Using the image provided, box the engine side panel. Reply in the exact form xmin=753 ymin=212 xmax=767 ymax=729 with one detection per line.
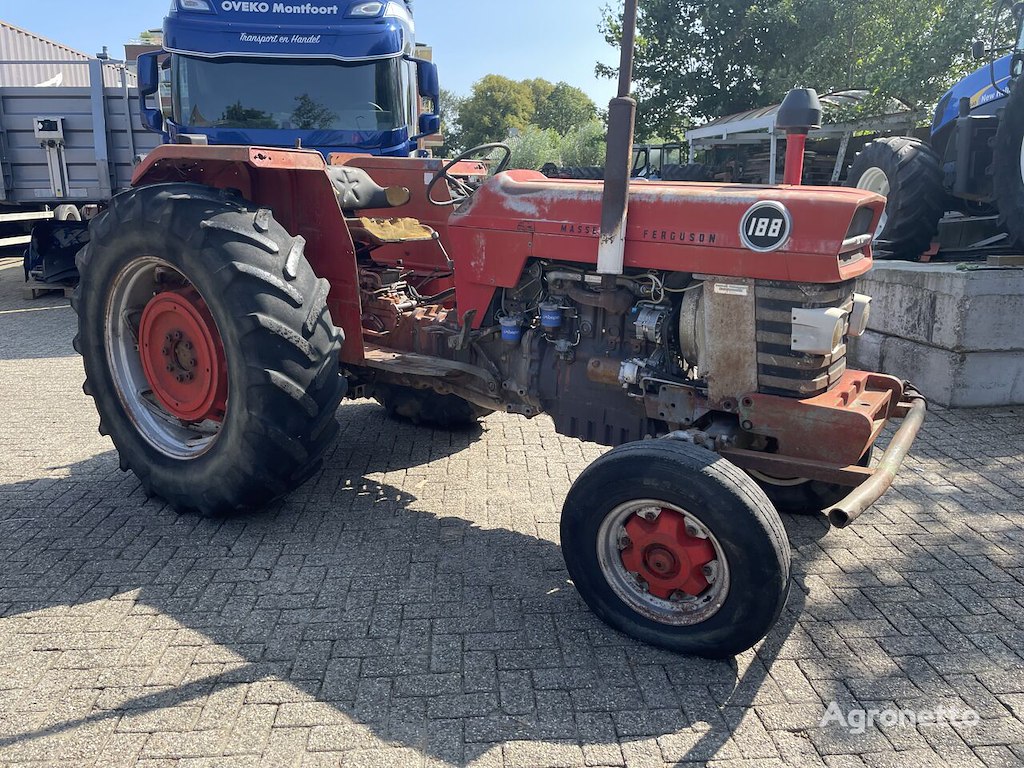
xmin=447 ymin=172 xmax=883 ymax=328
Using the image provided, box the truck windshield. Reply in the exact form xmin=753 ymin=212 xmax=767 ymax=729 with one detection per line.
xmin=173 ymin=55 xmax=406 ymax=132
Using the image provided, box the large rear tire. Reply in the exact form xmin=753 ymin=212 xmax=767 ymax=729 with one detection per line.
xmin=993 ymin=78 xmax=1024 ymax=247
xmin=72 ymin=183 xmax=346 ymax=516
xmin=846 ymin=137 xmax=944 ymax=260
xmin=561 ymin=440 xmax=790 ymax=659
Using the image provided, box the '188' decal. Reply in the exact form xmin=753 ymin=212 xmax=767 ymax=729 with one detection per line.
xmin=740 ymin=202 xmax=792 ymax=252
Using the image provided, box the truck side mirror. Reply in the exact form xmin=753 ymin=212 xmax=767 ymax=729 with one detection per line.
xmin=415 ymin=59 xmax=440 ymax=109
xmin=419 ymin=114 xmax=441 ymax=136
xmin=137 ymin=51 xmax=165 ymax=134
xmin=972 ymin=40 xmax=987 ymax=60
xmin=412 ymin=59 xmax=440 ymax=140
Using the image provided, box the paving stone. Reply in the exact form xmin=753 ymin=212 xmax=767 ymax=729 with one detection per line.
xmin=0 ymin=259 xmax=1022 ymax=767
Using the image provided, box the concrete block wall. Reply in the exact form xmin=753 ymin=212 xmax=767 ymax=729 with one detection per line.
xmin=849 ymin=262 xmax=1024 ymax=407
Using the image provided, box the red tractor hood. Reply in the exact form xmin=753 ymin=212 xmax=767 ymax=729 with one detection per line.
xmin=448 ymin=170 xmax=884 ymax=286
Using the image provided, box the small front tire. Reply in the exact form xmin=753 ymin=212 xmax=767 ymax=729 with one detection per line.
xmin=561 ymin=440 xmax=791 ymax=658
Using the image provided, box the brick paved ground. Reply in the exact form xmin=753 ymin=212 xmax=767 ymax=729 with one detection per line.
xmin=0 ymin=257 xmax=1022 ymax=767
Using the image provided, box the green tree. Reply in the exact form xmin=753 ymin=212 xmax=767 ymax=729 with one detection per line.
xmin=536 ymin=82 xmax=599 ymax=133
xmin=524 ymin=78 xmax=557 ymax=110
xmin=438 ymin=87 xmax=465 ymax=155
xmin=220 ymin=102 xmax=275 ymax=129
xmin=558 ymin=120 xmax=607 ymax=166
xmin=599 ymin=0 xmax=992 ymax=139
xmin=291 ymin=94 xmax=336 ymax=130
xmin=506 ymin=125 xmax=562 ymax=170
xmin=458 ymin=75 xmax=536 ymax=149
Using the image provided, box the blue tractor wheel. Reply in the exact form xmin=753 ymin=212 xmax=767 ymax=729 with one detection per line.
xmin=993 ymin=78 xmax=1024 ymax=247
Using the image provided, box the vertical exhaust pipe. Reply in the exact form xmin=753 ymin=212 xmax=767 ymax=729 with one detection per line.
xmin=597 ymin=0 xmax=640 ymax=277
xmin=776 ymin=88 xmax=822 ymax=187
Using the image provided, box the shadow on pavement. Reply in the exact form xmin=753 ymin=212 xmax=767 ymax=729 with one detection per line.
xmin=0 ymin=401 xmax=1019 ymax=765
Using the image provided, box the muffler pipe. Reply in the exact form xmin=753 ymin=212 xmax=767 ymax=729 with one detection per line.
xmin=827 ymin=391 xmax=927 ymax=528
xmin=597 ymin=0 xmax=640 ymax=277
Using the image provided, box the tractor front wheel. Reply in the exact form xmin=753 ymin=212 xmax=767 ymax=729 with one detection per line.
xmin=993 ymin=77 xmax=1024 ymax=247
xmin=560 ymin=440 xmax=790 ymax=658
xmin=73 ymin=183 xmax=346 ymax=516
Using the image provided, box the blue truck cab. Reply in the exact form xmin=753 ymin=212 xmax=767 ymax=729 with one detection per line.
xmin=137 ymin=0 xmax=440 ymax=157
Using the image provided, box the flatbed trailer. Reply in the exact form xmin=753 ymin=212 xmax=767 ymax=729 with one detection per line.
xmin=0 ymin=58 xmax=160 ymax=254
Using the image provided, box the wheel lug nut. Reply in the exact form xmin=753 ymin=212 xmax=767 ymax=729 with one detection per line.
xmin=165 ymin=333 xmax=173 ymax=342
xmin=161 ymin=346 xmax=170 ymax=356
xmin=173 ymin=331 xmax=182 ymax=341
xmin=184 ymin=342 xmax=193 ymax=350
xmin=166 ymin=364 xmax=174 ymax=372
xmin=189 ymin=358 xmax=197 ymax=368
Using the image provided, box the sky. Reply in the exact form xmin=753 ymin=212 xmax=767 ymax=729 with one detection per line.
xmin=0 ymin=0 xmax=621 ymax=106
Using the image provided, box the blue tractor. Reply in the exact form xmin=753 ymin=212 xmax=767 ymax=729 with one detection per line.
xmin=846 ymin=3 xmax=1024 ymax=259
xmin=135 ymin=0 xmax=441 ymax=157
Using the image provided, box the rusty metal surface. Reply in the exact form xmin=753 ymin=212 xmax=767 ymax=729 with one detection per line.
xmin=739 ymin=370 xmax=904 ymax=466
xmin=703 ymin=278 xmax=758 ymax=406
xmin=720 ymin=447 xmax=875 ymax=486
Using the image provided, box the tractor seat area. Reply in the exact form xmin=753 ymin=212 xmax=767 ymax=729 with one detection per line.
xmin=328 ymin=165 xmax=436 ymax=247
xmin=328 ymin=165 xmax=412 ymax=212
xmin=349 ymin=217 xmax=435 ymax=246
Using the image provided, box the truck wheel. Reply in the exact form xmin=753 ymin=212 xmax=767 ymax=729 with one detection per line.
xmin=748 ymin=449 xmax=872 ymax=515
xmin=993 ymin=78 xmax=1024 ymax=247
xmin=72 ymin=183 xmax=346 ymax=516
xmin=561 ymin=440 xmax=790 ymax=658
xmin=53 ymin=204 xmax=81 ymax=221
xmin=846 ymin=137 xmax=944 ymax=260
xmin=373 ymin=384 xmax=491 ymax=429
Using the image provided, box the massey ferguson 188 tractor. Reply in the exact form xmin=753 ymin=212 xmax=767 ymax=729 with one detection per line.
xmin=71 ymin=1 xmax=925 ymax=657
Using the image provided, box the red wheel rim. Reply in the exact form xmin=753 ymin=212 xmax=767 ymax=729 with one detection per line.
xmin=620 ymin=508 xmax=716 ymax=599
xmin=138 ymin=287 xmax=227 ymax=423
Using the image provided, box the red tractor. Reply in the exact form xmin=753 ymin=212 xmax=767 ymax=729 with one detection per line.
xmin=70 ymin=9 xmax=925 ymax=658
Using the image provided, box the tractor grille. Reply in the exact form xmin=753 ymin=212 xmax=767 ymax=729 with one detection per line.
xmin=755 ymin=279 xmax=856 ymax=397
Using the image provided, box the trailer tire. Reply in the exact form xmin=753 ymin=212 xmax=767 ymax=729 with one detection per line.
xmin=374 ymin=384 xmax=491 ymax=429
xmin=561 ymin=440 xmax=790 ymax=658
xmin=748 ymin=449 xmax=873 ymax=515
xmin=72 ymin=183 xmax=347 ymax=516
xmin=847 ymin=137 xmax=944 ymax=260
xmin=993 ymin=78 xmax=1024 ymax=247
xmin=54 ymin=204 xmax=81 ymax=221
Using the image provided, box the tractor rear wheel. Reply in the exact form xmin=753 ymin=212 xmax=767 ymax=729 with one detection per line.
xmin=560 ymin=440 xmax=790 ymax=658
xmin=846 ymin=137 xmax=944 ymax=260
xmin=993 ymin=78 xmax=1024 ymax=247
xmin=374 ymin=384 xmax=491 ymax=429
xmin=72 ymin=183 xmax=346 ymax=516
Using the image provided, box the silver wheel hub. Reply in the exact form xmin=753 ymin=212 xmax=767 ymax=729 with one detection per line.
xmin=596 ymin=499 xmax=731 ymax=626
xmin=856 ymin=167 xmax=891 ymax=238
xmin=104 ymin=257 xmax=223 ymax=460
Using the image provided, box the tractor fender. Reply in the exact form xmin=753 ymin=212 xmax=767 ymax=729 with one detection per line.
xmin=130 ymin=145 xmax=365 ymax=364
